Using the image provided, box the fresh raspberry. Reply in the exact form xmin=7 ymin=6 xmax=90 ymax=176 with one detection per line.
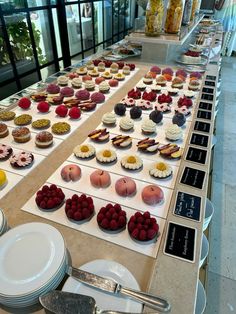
xmin=87 ymin=197 xmax=93 ymax=204
xmin=77 ymin=204 xmax=81 ymax=210
xmin=82 ymin=208 xmax=91 ymax=219
xmin=110 ymin=219 xmax=118 ymax=230
xmin=74 ymin=211 xmax=82 ymax=221
xmin=131 ymin=228 xmax=139 ymax=239
xmin=112 ymin=213 xmax=118 ymax=220
xmin=88 ymin=203 xmax=94 ymax=211
xmin=137 ymin=216 xmax=144 ymax=224
xmin=129 ymin=216 xmax=136 ymax=223
xmin=97 ymin=213 xmax=104 ymax=222
xmin=69 ymin=107 xmax=81 ymax=119
xmin=100 ymin=207 xmax=107 ymax=214
xmin=42 ymin=185 xmax=50 ymax=192
xmin=147 ymin=229 xmax=157 ymax=240
xmin=37 ymin=191 xmax=43 ymax=196
xmin=119 ymin=210 xmax=126 ymax=217
xmin=50 ymin=184 xmax=57 ymax=191
xmin=40 ymin=201 xmax=46 ymax=209
xmin=101 ymin=218 xmax=109 ymax=229
xmin=55 ymin=105 xmax=68 ymax=117
xmin=35 ymin=195 xmax=43 ymax=205
xmin=150 ymin=217 xmax=157 ymax=224
xmin=135 ymin=212 xmax=142 ymax=219
xmin=143 ymin=211 xmax=150 ymax=219
xmin=47 ymin=199 xmax=55 ymax=209
xmin=109 ymin=207 xmax=115 ymax=215
xmin=37 ymin=101 xmax=50 ymax=113
xmin=118 ymin=216 xmax=126 ymax=227
xmin=105 ymin=211 xmax=112 ymax=220
xmin=114 ymin=204 xmax=121 ymax=212
xmin=145 ymin=218 xmax=151 ymax=225
xmin=66 ymin=199 xmax=72 ymax=205
xmin=18 ymin=97 xmax=31 ymax=109
xmin=128 ymin=221 xmax=136 ymax=232
xmin=71 ymin=205 xmax=77 ymax=211
xmin=65 ymin=204 xmax=70 ymax=211
xmin=71 ymin=194 xmax=79 ymax=201
xmin=153 ymin=224 xmax=159 ymax=232
xmin=80 ymin=194 xmax=86 ymax=201
xmin=66 ymin=210 xmax=74 ymax=219
xmin=139 ymin=230 xmax=147 ymax=241
xmin=106 ymin=203 xmax=113 ymax=209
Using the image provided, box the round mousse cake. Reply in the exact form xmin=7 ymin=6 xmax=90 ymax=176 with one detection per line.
xmin=10 ymin=151 xmax=34 ymax=169
xmin=90 ymin=169 xmax=111 ymax=188
xmin=97 ymin=203 xmax=127 ymax=232
xmin=35 ymin=131 xmax=53 ymax=148
xmin=0 ymin=123 xmax=9 ymax=138
xmin=12 ymin=126 xmax=31 ymax=143
xmin=141 ymin=184 xmax=164 ymax=205
xmin=115 ymin=177 xmax=136 ymax=197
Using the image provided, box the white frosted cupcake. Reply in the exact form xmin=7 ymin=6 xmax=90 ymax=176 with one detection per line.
xmin=71 ymin=78 xmax=82 ymax=89
xmin=84 ymin=80 xmax=95 ymax=91
xmin=74 ymin=144 xmax=95 ymax=159
xmin=102 ymin=112 xmax=116 ymax=126
xmin=99 ymin=81 xmax=110 ymax=93
xmin=86 ymin=61 xmax=95 ymax=70
xmin=141 ymin=118 xmax=156 ymax=135
xmin=119 ymin=117 xmax=134 ymax=131
xmin=165 ymin=124 xmax=183 ymax=141
xmin=136 ymin=81 xmax=146 ymax=91
xmin=123 ymin=65 xmax=130 ymax=75
xmin=57 ymin=75 xmax=69 ymax=86
xmin=151 ymin=84 xmax=162 ymax=93
xmin=149 ymin=162 xmax=172 ymax=179
xmin=98 ymin=62 xmax=105 ymax=72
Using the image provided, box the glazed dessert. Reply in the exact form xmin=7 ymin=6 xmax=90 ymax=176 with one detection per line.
xmin=68 ymin=107 xmax=81 ymax=119
xmin=88 ymin=129 xmax=109 ymax=142
xmin=143 ymin=73 xmax=153 ymax=85
xmin=0 ymin=111 xmax=16 ymax=121
xmin=150 ymin=84 xmax=162 ymax=94
xmin=75 ymin=89 xmax=90 ymax=100
xmin=165 ymin=124 xmax=183 ymax=141
xmin=97 ymin=203 xmax=127 ymax=232
xmin=176 ymin=69 xmax=187 ymax=79
xmin=110 ymin=63 xmax=119 ymax=73
xmin=90 ymin=92 xmax=105 ymax=104
xmin=158 ymin=94 xmax=172 ymax=104
xmin=172 ymin=112 xmax=186 ymax=127
xmin=71 ymin=78 xmax=82 ymax=89
xmin=30 ymin=92 xmax=47 ymax=102
xmin=97 ymin=62 xmax=105 ymax=72
xmin=35 ymin=131 xmax=53 ymax=148
xmin=14 ymin=114 xmax=32 ymax=126
xmin=117 ymin=61 xmax=125 ymax=69
xmin=136 ymin=99 xmax=152 ymax=110
xmin=18 ymin=97 xmax=31 ymax=110
xmin=89 ymin=69 xmax=99 ymax=77
xmin=183 ymin=50 xmax=201 ymax=64
xmin=163 ymin=73 xmax=172 ymax=82
xmin=84 ymin=80 xmax=95 ymax=91
xmin=155 ymin=103 xmax=171 ymax=113
xmin=95 ymin=77 xmax=105 ymax=85
xmin=156 ymin=75 xmax=167 ymax=86
xmin=46 ymin=84 xmax=60 ymax=94
xmin=63 ymin=98 xmax=80 ymax=108
xmin=188 ymin=80 xmax=200 ymax=91
xmin=102 ymin=112 xmax=116 ymax=126
xmin=158 ymin=143 xmax=183 ymax=159
xmin=99 ymin=81 xmax=110 ymax=93
xmin=128 ymin=211 xmax=159 ymax=242
xmin=61 ymin=164 xmax=81 ymax=182
xmin=12 ymin=127 xmax=31 ymax=143
xmin=111 ymin=135 xmax=132 ymax=148
xmin=119 ymin=117 xmax=134 ymax=131
xmin=109 ymin=79 xmax=119 ymax=87
xmin=76 ymin=66 xmax=88 ymax=75
xmin=167 ymin=88 xmax=179 ymax=96
xmin=78 ymin=101 xmax=97 ymax=111
xmin=35 ymin=184 xmax=65 ymax=210
xmin=141 ymin=118 xmax=156 ymax=135
xmin=162 ymin=67 xmax=173 ymax=76
xmin=51 ymin=122 xmax=71 ymax=135
xmin=142 ymin=91 xmax=157 ymax=102
xmin=115 ymin=177 xmax=136 ymax=197
xmin=190 ymin=71 xmax=202 ymax=79
xmin=127 ymin=89 xmax=141 ymax=99
xmin=183 ymin=90 xmax=195 ymax=98
xmin=177 ymin=96 xmax=193 ymax=108
xmin=74 ymin=144 xmax=95 ymax=159
xmin=0 ymin=123 xmax=9 ymax=138
xmin=90 ymin=169 xmax=111 ymax=188
xmin=37 ymin=101 xmax=50 ymax=113
xmin=55 ymin=105 xmax=68 ymax=117
xmin=171 ymin=77 xmax=184 ymax=89
xmin=137 ymin=138 xmax=159 ymax=153
xmin=10 ymin=151 xmax=34 ymax=169
xmin=0 ymin=144 xmax=13 ymax=160
xmin=57 ymin=75 xmax=69 ymax=86
xmin=121 ymin=97 xmax=136 ymax=107
xmin=175 ymin=105 xmax=190 ymax=116
xmin=130 ymin=106 xmax=142 ymax=119
xmin=114 ymin=103 xmax=126 ymax=116
xmin=136 ymin=81 xmax=146 ymax=92
xmin=142 ymin=185 xmax=164 ymax=205
xmin=149 ymin=108 xmax=163 ymax=124
xmin=123 ymin=65 xmax=130 ymax=75
xmin=113 ymin=73 xmax=125 ymax=81
xmin=120 ymin=155 xmax=143 ymax=171
xmin=149 ymin=162 xmax=172 ymax=179
xmin=0 ymin=170 xmax=7 ymax=189
xmin=60 ymin=87 xmax=74 ymax=97
xmin=96 ymin=149 xmax=117 ymax=164
xmin=82 ymin=75 xmax=92 ymax=82
xmin=47 ymin=95 xmax=64 ymax=106
xmin=150 ymin=66 xmax=161 ymax=74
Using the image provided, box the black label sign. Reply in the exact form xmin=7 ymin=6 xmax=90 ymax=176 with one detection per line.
xmin=190 ymin=133 xmax=209 ymax=147
xmin=206 ymin=75 xmax=216 ymax=81
xmin=205 ymin=81 xmax=215 ymax=87
xmin=199 ymin=102 xmax=213 ymax=110
xmin=52 ymin=71 xmax=67 ymax=77
xmin=174 ymin=192 xmax=201 ymax=221
xmin=180 ymin=167 xmax=205 ymax=189
xmin=63 ymin=66 xmax=74 ymax=72
xmin=197 ymin=110 xmax=212 ymax=120
xmin=186 ymin=147 xmax=207 ymax=164
xmin=194 ymin=121 xmax=211 ymax=133
xmin=202 ymin=87 xmax=214 ymax=94
xmin=201 ymin=93 xmax=214 ymax=101
xmin=164 ymin=222 xmax=196 ymax=262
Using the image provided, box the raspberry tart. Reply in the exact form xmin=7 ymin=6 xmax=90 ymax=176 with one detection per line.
xmin=35 ymin=184 xmax=65 ymax=211
xmin=65 ymin=194 xmax=94 ymax=222
xmin=97 ymin=203 xmax=127 ymax=233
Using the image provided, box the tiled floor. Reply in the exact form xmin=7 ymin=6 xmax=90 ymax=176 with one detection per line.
xmin=205 ymin=57 xmax=236 ymax=313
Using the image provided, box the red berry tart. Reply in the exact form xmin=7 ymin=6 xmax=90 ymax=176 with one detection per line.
xmin=158 ymin=94 xmax=172 ymax=104
xmin=128 ymin=211 xmax=159 ymax=243
xmin=65 ymin=194 xmax=94 ymax=222
xmin=35 ymin=184 xmax=65 ymax=211
xmin=97 ymin=203 xmax=127 ymax=233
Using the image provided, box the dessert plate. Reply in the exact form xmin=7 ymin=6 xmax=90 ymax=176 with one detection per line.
xmin=62 ymin=259 xmax=143 ymax=313
xmin=175 ymin=56 xmax=208 ymax=66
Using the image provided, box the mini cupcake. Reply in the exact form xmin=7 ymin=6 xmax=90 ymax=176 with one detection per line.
xmin=136 ymin=81 xmax=146 ymax=92
xmin=165 ymin=124 xmax=183 ymax=141
xmin=183 ymin=90 xmax=195 ymax=98
xmin=82 ymin=75 xmax=92 ymax=82
xmin=188 ymin=80 xmax=200 ymax=91
xmin=76 ymin=66 xmax=87 ymax=75
xmin=155 ymin=103 xmax=171 ymax=113
xmin=123 ymin=65 xmax=130 ymax=75
xmin=141 ymin=118 xmax=156 ymax=135
xmin=98 ymin=62 xmax=105 ymax=72
xmin=121 ymin=97 xmax=136 ymax=107
xmin=114 ymin=103 xmax=126 ymax=116
xmin=102 ymin=112 xmax=116 ymax=126
xmin=149 ymin=162 xmax=172 ymax=179
xmin=136 ymin=99 xmax=152 ymax=110
xmin=71 ymin=78 xmax=82 ymax=89
xmin=119 ymin=117 xmax=134 ymax=132
xmin=99 ymin=81 xmax=110 ymax=93
xmin=143 ymin=74 xmax=153 ymax=85
xmin=102 ymin=71 xmax=113 ymax=79
xmin=75 ymin=89 xmax=90 ymax=100
xmin=150 ymin=66 xmax=161 ymax=74
xmin=35 ymin=131 xmax=53 ymax=148
xmin=0 ymin=123 xmax=9 ymax=138
xmin=150 ymin=84 xmax=162 ymax=94
xmin=162 ymin=67 xmax=174 ymax=76
xmin=190 ymin=72 xmax=202 ymax=79
xmin=46 ymin=83 xmax=60 ymax=94
xmin=86 ymin=61 xmax=95 ymax=71
xmin=167 ymin=87 xmax=179 ymax=96
xmin=110 ymin=63 xmax=119 ymax=73
xmin=113 ymin=73 xmax=125 ymax=81
xmin=89 ymin=69 xmax=99 ymax=77
xmin=84 ymin=80 xmax=95 ymax=91
xmin=57 ymin=76 xmax=68 ymax=86
xmin=156 ymin=75 xmax=167 ymax=86
xmin=12 ymin=126 xmax=31 ymax=143
xmin=74 ymin=144 xmax=95 ymax=159
xmin=109 ymin=79 xmax=118 ymax=87
xmin=60 ymin=87 xmax=74 ymax=97
xmin=175 ymin=105 xmax=191 ymax=116
xmin=121 ymin=155 xmax=143 ymax=171
xmin=171 ymin=77 xmax=184 ymax=89
xmin=96 ymin=149 xmax=117 ymax=164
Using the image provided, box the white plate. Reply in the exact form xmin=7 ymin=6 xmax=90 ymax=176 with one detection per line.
xmin=176 ymin=56 xmax=208 ymax=66
xmin=0 ymin=222 xmax=65 ymax=296
xmin=62 ymin=259 xmax=143 ymax=313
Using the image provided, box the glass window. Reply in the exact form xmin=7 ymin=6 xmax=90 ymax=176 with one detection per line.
xmin=113 ymin=0 xmax=119 ymax=35
xmin=80 ymin=2 xmax=94 ymax=50
xmin=0 ymin=82 xmax=18 ymax=101
xmin=66 ymin=4 xmax=82 ymax=56
xmin=93 ymin=1 xmax=103 ymax=45
xmin=104 ymin=0 xmax=112 ymax=41
xmin=20 ymin=71 xmax=40 ymax=89
xmin=28 ymin=0 xmax=48 ymax=7
xmin=52 ymin=8 xmax=62 ymax=58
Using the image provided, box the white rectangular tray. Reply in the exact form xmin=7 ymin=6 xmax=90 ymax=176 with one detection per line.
xmin=0 ymin=171 xmax=22 ymax=198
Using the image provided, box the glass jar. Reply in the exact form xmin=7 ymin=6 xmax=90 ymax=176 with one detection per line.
xmin=190 ymin=0 xmax=198 ymax=20
xmin=145 ymin=0 xmax=164 ymax=36
xmin=182 ymin=0 xmax=193 ymax=25
xmin=164 ymin=0 xmax=184 ymax=34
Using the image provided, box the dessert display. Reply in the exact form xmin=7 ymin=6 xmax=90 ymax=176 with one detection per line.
xmin=55 ymin=105 xmax=68 ymax=117
xmin=136 ymin=82 xmax=147 ymax=92
xmin=57 ymin=75 xmax=69 ymax=86
xmin=149 ymin=162 xmax=172 ymax=179
xmin=88 ymin=129 xmax=109 ymax=142
xmin=76 ymin=66 xmax=88 ymax=75
xmin=78 ymin=101 xmax=97 ymax=112
xmin=155 ymin=103 xmax=171 ymax=113
xmin=97 ymin=203 xmax=127 ymax=232
xmin=136 ymin=99 xmax=152 ymax=110
xmin=123 ymin=65 xmax=130 ymax=75
xmin=182 ymin=50 xmax=201 ymax=64
xmin=145 ymin=0 xmax=164 ymax=36
xmin=65 ymin=194 xmax=94 ymax=222
xmin=0 ymin=123 xmax=9 ymax=138
xmin=114 ymin=103 xmax=126 ymax=116
xmin=37 ymin=101 xmax=50 ymax=113
xmin=156 ymin=75 xmax=167 ymax=86
xmin=10 ymin=151 xmax=34 ymax=169
xmin=120 ymin=155 xmax=143 ymax=171
xmin=35 ymin=131 xmax=53 ymax=148
xmin=121 ymin=97 xmax=136 ymax=107
xmin=0 ymin=169 xmax=7 ymax=189
xmin=110 ymin=63 xmax=119 ymax=73
xmin=141 ymin=184 xmax=164 ymax=205
xmin=75 ymin=89 xmax=90 ymax=100
xmin=32 ymin=119 xmax=51 ymax=129
xmin=90 ymin=169 xmax=111 ymax=188
xmin=141 ymin=118 xmax=156 ymax=135
xmin=109 ymin=79 xmax=119 ymax=87
xmin=82 ymin=75 xmax=92 ymax=82
xmin=150 ymin=66 xmax=161 ymax=74
xmin=128 ymin=211 xmax=159 ymax=242
xmin=177 ymin=96 xmax=193 ymax=108
xmin=176 ymin=69 xmax=187 ymax=79
xmin=113 ymin=73 xmax=125 ymax=81
xmin=162 ymin=68 xmax=174 ymax=76
xmin=74 ymin=144 xmax=95 ymax=159
xmin=60 ymin=87 xmax=74 ymax=97
xmin=172 ymin=112 xmax=186 ymax=127
xmin=143 ymin=74 xmax=153 ymax=85
xmin=102 ymin=71 xmax=113 ymax=80
xmin=164 ymin=0 xmax=184 ymax=34
xmin=47 ymin=95 xmax=64 ymax=106
xmin=130 ymin=106 xmax=142 ymax=119
xmin=111 ymin=135 xmax=132 ymax=148
xmin=0 ymin=111 xmax=16 ymax=121
xmin=102 ymin=112 xmax=116 ymax=126
xmin=68 ymin=72 xmax=79 ymax=80
xmin=158 ymin=143 xmax=183 ymax=159
xmin=158 ymin=94 xmax=172 ymax=104
xmin=96 ymin=149 xmax=117 ymax=164
xmin=35 ymin=184 xmax=65 ymax=210
xmin=119 ymin=117 xmax=134 ymax=132
xmin=165 ymin=124 xmax=183 ymax=141
xmin=12 ymin=127 xmax=31 ymax=143
xmin=127 ymin=89 xmax=141 ymax=99
xmin=51 ymin=122 xmax=71 ymax=135
xmin=68 ymin=107 xmax=81 ymax=120
xmin=175 ymin=105 xmax=190 ymax=116
xmin=18 ymin=97 xmax=31 ymax=110
xmin=99 ymin=81 xmax=110 ymax=93
xmin=0 ymin=144 xmax=13 ymax=160
xmin=46 ymin=84 xmax=60 ymax=94
xmin=115 ymin=177 xmax=136 ymax=197
xmin=171 ymin=77 xmax=184 ymax=89
xmin=84 ymin=80 xmax=95 ymax=91
xmin=60 ymin=164 xmax=81 ymax=182
xmin=167 ymin=88 xmax=179 ymax=96
xmin=90 ymin=92 xmax=105 ymax=103
xmin=14 ymin=114 xmax=32 ymax=126
xmin=188 ymin=80 xmax=200 ymax=91
xmin=142 ymin=91 xmax=157 ymax=102
xmin=149 ymin=108 xmax=163 ymax=124
xmin=137 ymin=138 xmax=159 ymax=153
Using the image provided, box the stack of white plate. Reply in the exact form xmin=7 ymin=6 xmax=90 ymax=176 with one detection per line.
xmin=199 ymin=234 xmax=209 ymax=268
xmin=203 ymin=198 xmax=215 ymax=231
xmin=195 ymin=280 xmax=206 ymax=314
xmin=0 ymin=222 xmax=67 ymax=308
xmin=0 ymin=208 xmax=8 ymax=236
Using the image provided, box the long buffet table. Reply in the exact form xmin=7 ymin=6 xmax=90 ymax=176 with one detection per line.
xmin=0 ymin=26 xmax=222 ymax=314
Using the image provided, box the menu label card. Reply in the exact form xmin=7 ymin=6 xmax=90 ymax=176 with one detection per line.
xmin=180 ymin=167 xmax=205 ymax=189
xmin=206 ymin=75 xmax=216 ymax=81
xmin=197 ymin=110 xmax=212 ymax=120
xmin=205 ymin=81 xmax=215 ymax=87
xmin=174 ymin=192 xmax=201 ymax=221
xmin=186 ymin=147 xmax=207 ymax=164
xmin=190 ymin=133 xmax=209 ymax=147
xmin=164 ymin=222 xmax=196 ymax=262
xmin=194 ymin=121 xmax=211 ymax=133
xmin=199 ymin=102 xmax=213 ymax=111
xmin=202 ymin=87 xmax=214 ymax=94
xmin=201 ymin=93 xmax=214 ymax=101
